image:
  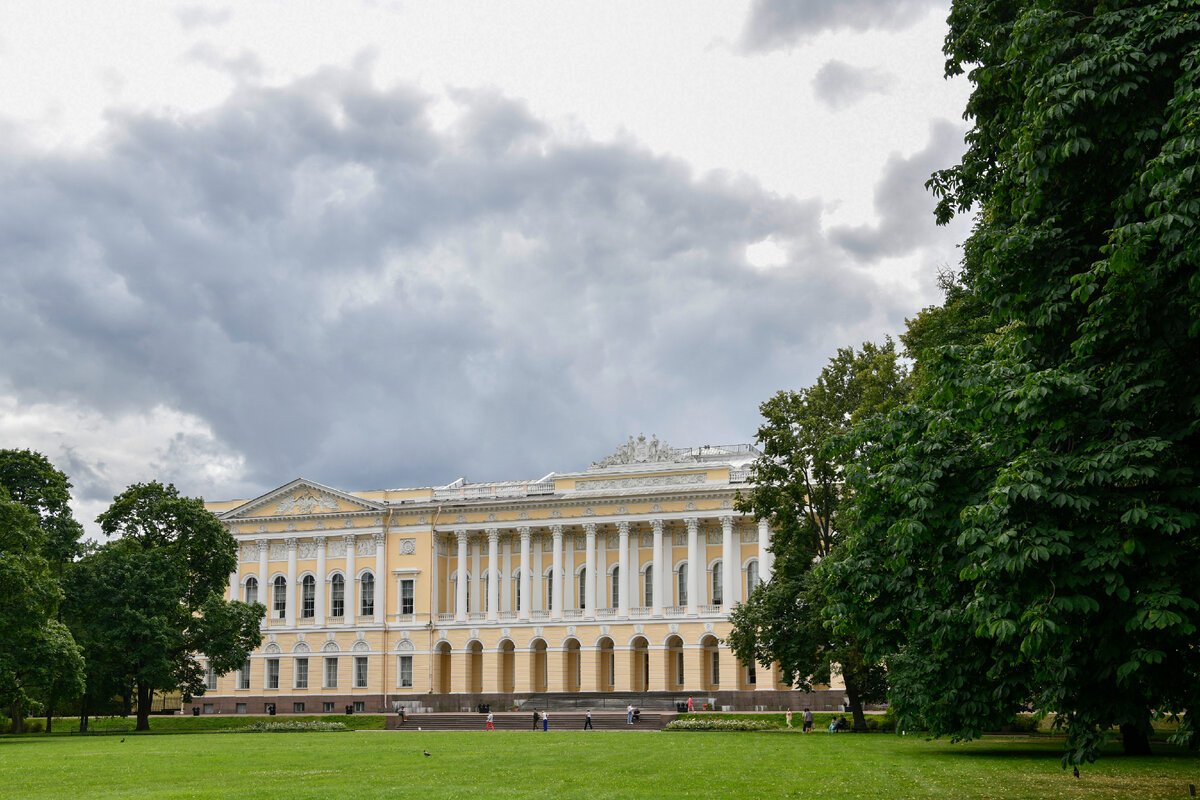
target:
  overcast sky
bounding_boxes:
[0,0,972,533]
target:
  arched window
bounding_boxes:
[301,575,315,618]
[711,562,723,605]
[244,576,258,605]
[546,571,554,609]
[330,574,345,618]
[611,566,620,607]
[747,561,760,594]
[644,565,654,607]
[272,576,286,619]
[514,571,521,610]
[360,572,375,616]
[677,564,688,605]
[578,570,587,609]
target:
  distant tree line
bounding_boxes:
[727,0,1199,765]
[0,450,263,733]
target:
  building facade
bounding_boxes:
[199,438,822,715]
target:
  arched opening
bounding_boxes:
[610,566,620,607]
[330,574,345,618]
[596,637,614,691]
[467,640,483,694]
[272,576,287,619]
[434,642,452,694]
[700,635,721,691]
[244,576,258,605]
[300,575,315,619]
[530,639,548,692]
[711,562,724,605]
[360,572,375,616]
[746,560,760,596]
[563,638,581,692]
[676,564,687,606]
[499,639,516,693]
[630,636,649,692]
[665,635,685,690]
[643,565,653,607]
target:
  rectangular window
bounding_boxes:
[295,657,309,689]
[325,657,338,688]
[204,661,217,691]
[274,579,286,619]
[235,703,247,714]
[323,702,335,713]
[331,577,344,618]
[747,663,757,685]
[608,652,615,687]
[353,701,365,713]
[355,656,368,688]
[301,578,315,618]
[711,651,720,686]
[578,573,586,609]
[238,660,251,690]
[266,658,279,690]
[361,574,375,616]
[398,655,413,688]
[202,703,214,714]
[293,702,305,713]
[400,579,415,615]
[676,652,685,686]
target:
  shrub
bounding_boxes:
[665,719,771,732]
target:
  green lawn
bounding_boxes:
[1,729,1195,799]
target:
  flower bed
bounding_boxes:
[235,721,348,733]
[664,718,771,732]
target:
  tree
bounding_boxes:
[832,0,1200,763]
[728,341,906,729]
[81,481,264,731]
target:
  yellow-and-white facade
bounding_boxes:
[201,438,800,714]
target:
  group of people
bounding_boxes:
[784,708,817,732]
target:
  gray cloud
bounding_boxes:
[740,0,945,52]
[0,68,925,503]
[830,119,966,261]
[813,60,895,110]
[175,6,233,30]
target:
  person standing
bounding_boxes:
[533,709,540,730]
[486,711,495,731]
[786,709,793,729]
[626,703,634,725]
[583,709,594,730]
[802,708,813,733]
[686,696,694,713]
[542,711,549,731]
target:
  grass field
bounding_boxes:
[1,728,1197,799]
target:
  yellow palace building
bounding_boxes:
[200,437,843,714]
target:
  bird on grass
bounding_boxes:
[423,750,431,757]
[120,738,125,743]
[1072,766,1080,779]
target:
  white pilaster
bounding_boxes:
[550,525,564,621]
[430,534,439,618]
[758,519,773,583]
[501,534,512,612]
[584,523,597,619]
[686,518,699,615]
[486,529,500,622]
[374,533,386,624]
[651,519,664,616]
[285,538,298,627]
[596,527,608,609]
[455,530,468,622]
[518,527,532,621]
[256,538,269,617]
[532,533,543,611]
[471,536,482,614]
[344,534,357,623]
[315,536,326,627]
[617,521,630,617]
[721,516,737,610]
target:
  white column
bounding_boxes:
[596,529,608,609]
[315,536,327,627]
[430,534,440,618]
[374,533,386,624]
[501,534,512,612]
[344,535,357,622]
[721,516,737,610]
[518,527,532,621]
[550,525,564,621]
[564,530,575,611]
[628,526,640,609]
[686,519,699,615]
[584,523,597,619]
[285,538,298,627]
[651,519,664,616]
[532,535,544,611]
[455,530,468,622]
[617,521,630,617]
[256,538,269,614]
[758,519,773,583]
[471,536,482,614]
[486,529,500,622]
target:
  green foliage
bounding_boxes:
[834,0,1200,766]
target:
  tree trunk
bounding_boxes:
[844,677,868,732]
[8,703,24,735]
[1120,721,1153,756]
[79,693,90,734]
[135,684,153,732]
[45,703,53,734]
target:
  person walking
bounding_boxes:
[686,696,694,713]
[533,709,540,730]
[786,709,793,729]
[583,709,594,730]
[486,711,495,731]
[802,708,814,733]
[626,703,634,725]
[542,711,549,732]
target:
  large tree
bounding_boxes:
[831,0,1200,763]
[79,481,264,731]
[727,341,905,729]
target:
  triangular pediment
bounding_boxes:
[219,479,384,520]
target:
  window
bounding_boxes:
[711,563,723,605]
[644,566,653,607]
[361,573,374,616]
[266,658,279,690]
[546,571,553,609]
[323,702,335,713]
[330,574,344,617]
[204,661,217,691]
[398,655,413,688]
[482,574,490,612]
[235,703,247,714]
[676,652,685,686]
[353,701,365,713]
[747,662,757,685]
[301,575,315,618]
[747,561,760,594]
[325,657,338,688]
[355,656,368,688]
[514,572,521,610]
[244,577,258,605]
[293,702,305,713]
[711,651,720,685]
[578,571,586,609]
[295,658,309,689]
[400,579,415,615]
[273,576,286,619]
[203,703,214,714]
[238,661,251,690]
[611,567,620,607]
[677,565,688,605]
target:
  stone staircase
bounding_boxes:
[387,711,675,731]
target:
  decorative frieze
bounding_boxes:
[298,541,318,559]
[276,491,340,515]
[673,531,686,546]
[577,473,706,492]
[398,538,417,555]
[356,538,375,557]
[240,545,257,562]
[269,543,286,561]
[328,539,347,558]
